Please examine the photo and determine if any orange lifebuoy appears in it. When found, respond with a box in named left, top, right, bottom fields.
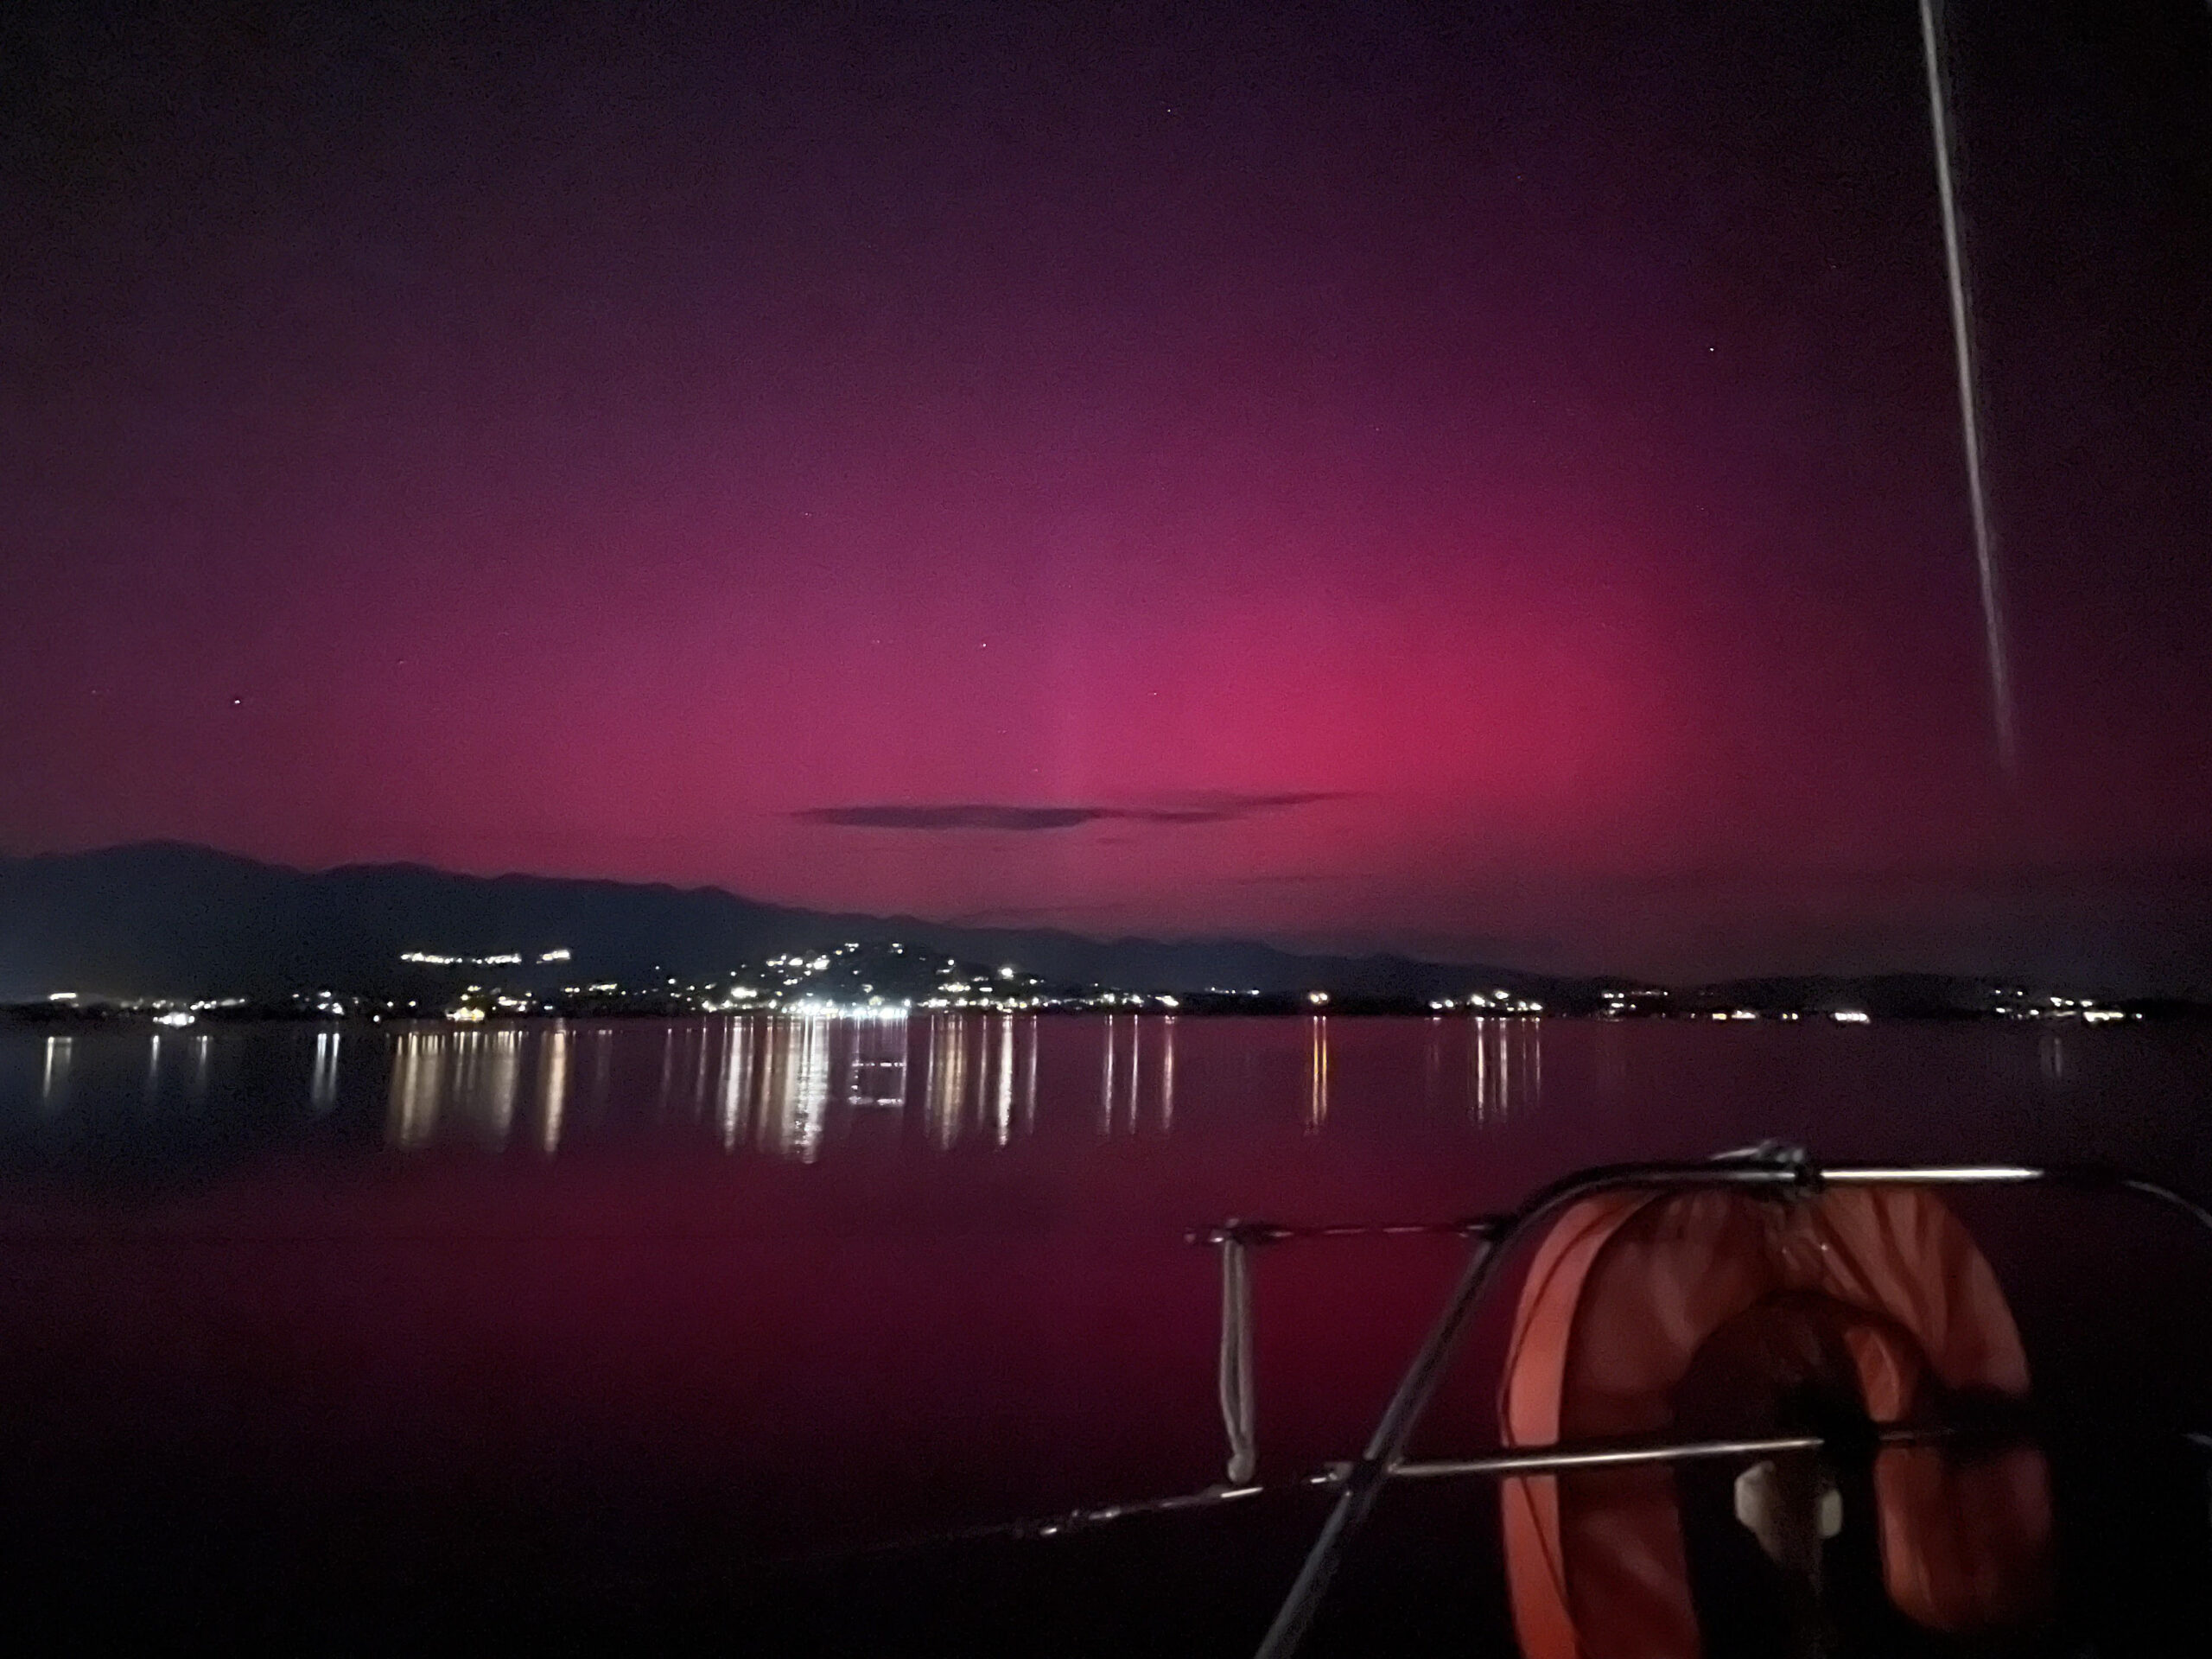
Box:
left=1498, top=1185, right=2051, bottom=1656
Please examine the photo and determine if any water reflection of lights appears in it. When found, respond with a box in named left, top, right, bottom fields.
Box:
left=1096, top=1016, right=1176, bottom=1135
left=385, top=1027, right=523, bottom=1148
left=1126, top=1018, right=1141, bottom=1133
left=73, top=1010, right=1557, bottom=1160
left=41, top=1035, right=73, bottom=1111
left=1469, top=1015, right=1542, bottom=1122
left=485, top=1029, right=523, bottom=1143
left=590, top=1027, right=613, bottom=1105
left=993, top=1015, right=1015, bottom=1145
left=536, top=1025, right=569, bottom=1153
left=367, top=1012, right=1060, bottom=1160
left=2039, top=1027, right=2067, bottom=1085
left=929, top=1017, right=971, bottom=1149
left=761, top=1015, right=830, bottom=1162
left=688, top=1020, right=715, bottom=1119
left=380, top=1011, right=966, bottom=1161
left=1022, top=1016, right=1039, bottom=1131
left=309, top=1029, right=342, bottom=1114
left=718, top=1018, right=755, bottom=1150
left=1160, top=1016, right=1175, bottom=1132
left=381, top=1027, right=563, bottom=1150
left=387, top=1030, right=444, bottom=1148
left=1098, top=1017, right=1116, bottom=1135
left=791, top=1017, right=832, bottom=1160
left=847, top=1011, right=910, bottom=1109
left=1306, top=1016, right=1330, bottom=1132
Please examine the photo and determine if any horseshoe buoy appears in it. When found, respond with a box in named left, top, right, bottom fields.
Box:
left=1499, top=1185, right=2052, bottom=1656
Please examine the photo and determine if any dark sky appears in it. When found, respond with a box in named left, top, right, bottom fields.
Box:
left=3, top=1, right=2209, bottom=986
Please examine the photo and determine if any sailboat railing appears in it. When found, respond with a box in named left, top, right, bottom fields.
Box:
left=1240, top=1153, right=2212, bottom=1659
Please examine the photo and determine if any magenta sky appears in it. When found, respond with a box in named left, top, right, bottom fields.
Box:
left=4, top=2, right=2209, bottom=984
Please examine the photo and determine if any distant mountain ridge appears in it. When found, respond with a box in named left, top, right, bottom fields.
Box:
left=0, top=842, right=1587, bottom=1005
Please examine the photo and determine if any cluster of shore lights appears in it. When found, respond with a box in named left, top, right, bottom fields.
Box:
left=1427, top=992, right=1546, bottom=1014
left=404, top=948, right=570, bottom=967
left=782, top=998, right=912, bottom=1020
left=766, top=952, right=837, bottom=978
left=1992, top=988, right=2133, bottom=1021
left=734, top=995, right=1063, bottom=1019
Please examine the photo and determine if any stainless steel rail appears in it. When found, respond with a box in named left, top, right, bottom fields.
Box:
left=833, top=1423, right=1976, bottom=1560
left=1390, top=1421, right=1959, bottom=1482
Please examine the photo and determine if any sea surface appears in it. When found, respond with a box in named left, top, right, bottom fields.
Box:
left=2, top=1014, right=2209, bottom=1652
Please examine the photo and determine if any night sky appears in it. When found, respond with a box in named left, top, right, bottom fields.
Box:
left=4, top=2, right=2209, bottom=986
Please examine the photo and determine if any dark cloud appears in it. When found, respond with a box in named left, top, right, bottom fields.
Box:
left=794, top=793, right=1344, bottom=832
left=1141, top=791, right=1347, bottom=824
left=796, top=805, right=1108, bottom=831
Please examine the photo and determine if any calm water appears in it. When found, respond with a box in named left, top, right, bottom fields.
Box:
left=3, top=1014, right=2209, bottom=1650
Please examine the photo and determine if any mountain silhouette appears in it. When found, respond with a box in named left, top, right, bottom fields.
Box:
left=0, top=842, right=1577, bottom=1006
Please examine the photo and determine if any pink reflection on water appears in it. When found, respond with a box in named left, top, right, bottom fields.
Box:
left=0, top=1016, right=2209, bottom=1583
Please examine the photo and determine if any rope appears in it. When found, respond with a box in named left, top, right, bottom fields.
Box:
left=1191, top=1211, right=1497, bottom=1482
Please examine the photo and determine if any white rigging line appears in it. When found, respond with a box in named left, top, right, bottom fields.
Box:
left=1918, top=0, right=2018, bottom=777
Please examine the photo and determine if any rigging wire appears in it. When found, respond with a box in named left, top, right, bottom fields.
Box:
left=1918, top=0, right=2019, bottom=779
